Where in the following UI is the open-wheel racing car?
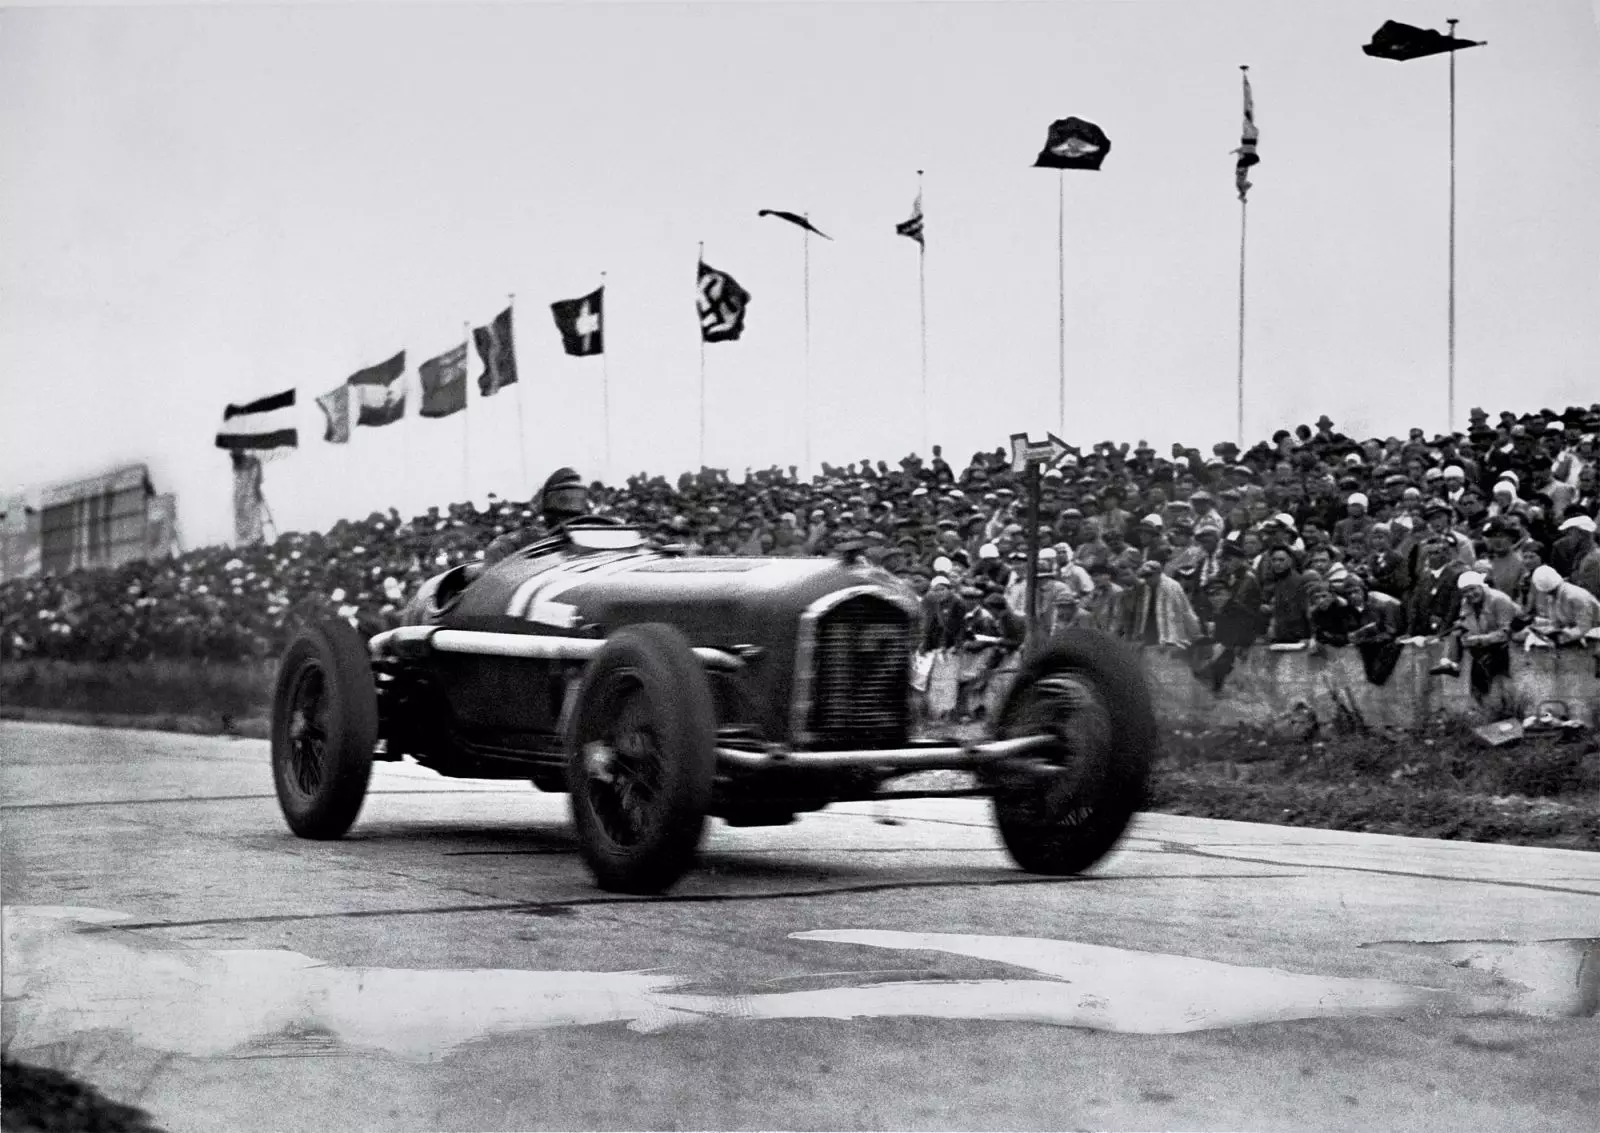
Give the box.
[270,519,1158,894]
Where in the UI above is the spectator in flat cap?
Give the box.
[1126,551,1201,650]
[1261,545,1313,644]
[1480,517,1526,598]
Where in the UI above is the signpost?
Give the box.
[1009,431,1071,652]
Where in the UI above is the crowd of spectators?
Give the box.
[5,404,1600,718]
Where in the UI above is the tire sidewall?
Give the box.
[991,628,1157,873]
[566,623,716,892]
[270,618,377,838]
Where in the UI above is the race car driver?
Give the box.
[482,467,590,566]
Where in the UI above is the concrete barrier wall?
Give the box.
[1140,645,1599,731]
[6,650,1597,736]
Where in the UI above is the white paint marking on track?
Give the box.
[9,907,1583,1065]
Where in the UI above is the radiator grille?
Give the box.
[807,595,912,747]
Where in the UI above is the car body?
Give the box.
[270,521,1157,893]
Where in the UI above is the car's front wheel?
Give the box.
[271,617,378,839]
[988,630,1155,875]
[566,623,717,894]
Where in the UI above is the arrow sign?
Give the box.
[1009,431,1072,473]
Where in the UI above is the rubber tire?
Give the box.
[990,629,1156,875]
[270,618,379,839]
[565,623,717,894]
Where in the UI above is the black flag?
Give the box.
[697,261,751,343]
[759,210,833,240]
[551,287,604,356]
[1033,117,1112,170]
[1363,20,1484,61]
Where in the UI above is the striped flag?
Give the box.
[896,191,924,246]
[215,388,297,452]
[1234,70,1259,201]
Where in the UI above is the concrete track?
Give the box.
[3,721,1597,1132]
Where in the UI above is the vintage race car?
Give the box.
[270,519,1157,894]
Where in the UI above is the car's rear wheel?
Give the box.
[271,617,378,839]
[989,630,1155,874]
[566,623,716,893]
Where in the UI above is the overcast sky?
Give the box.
[3,0,1598,548]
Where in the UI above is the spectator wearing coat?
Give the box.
[1523,564,1600,645]
[1261,545,1313,643]
[1430,571,1521,697]
[1079,561,1127,635]
[1406,535,1467,637]
[1558,514,1600,599]
[1332,493,1374,551]
[1126,554,1202,649]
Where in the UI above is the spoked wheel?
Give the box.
[285,665,331,799]
[583,680,671,848]
[270,618,378,839]
[988,630,1155,875]
[567,623,716,894]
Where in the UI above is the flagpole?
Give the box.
[698,242,707,470]
[803,213,812,480]
[1057,171,1065,436]
[600,271,611,483]
[918,170,928,457]
[402,360,413,517]
[1237,194,1248,450]
[462,321,472,502]
[509,292,529,496]
[1237,63,1250,450]
[1446,18,1458,435]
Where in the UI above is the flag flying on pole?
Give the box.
[758,210,833,240]
[1235,71,1259,201]
[550,287,604,356]
[419,343,469,418]
[697,261,751,343]
[1363,20,1484,61]
[348,351,407,427]
[895,191,924,245]
[215,388,298,451]
[316,384,353,443]
[473,307,518,396]
[1033,117,1112,170]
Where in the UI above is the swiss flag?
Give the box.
[550,287,604,357]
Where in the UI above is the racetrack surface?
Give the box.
[3,721,1597,1132]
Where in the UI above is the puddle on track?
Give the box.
[3,907,1593,1063]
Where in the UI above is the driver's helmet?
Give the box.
[540,467,589,524]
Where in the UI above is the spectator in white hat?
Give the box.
[1429,570,1520,685]
[1333,492,1372,551]
[1555,513,1600,599]
[1523,563,1600,645]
